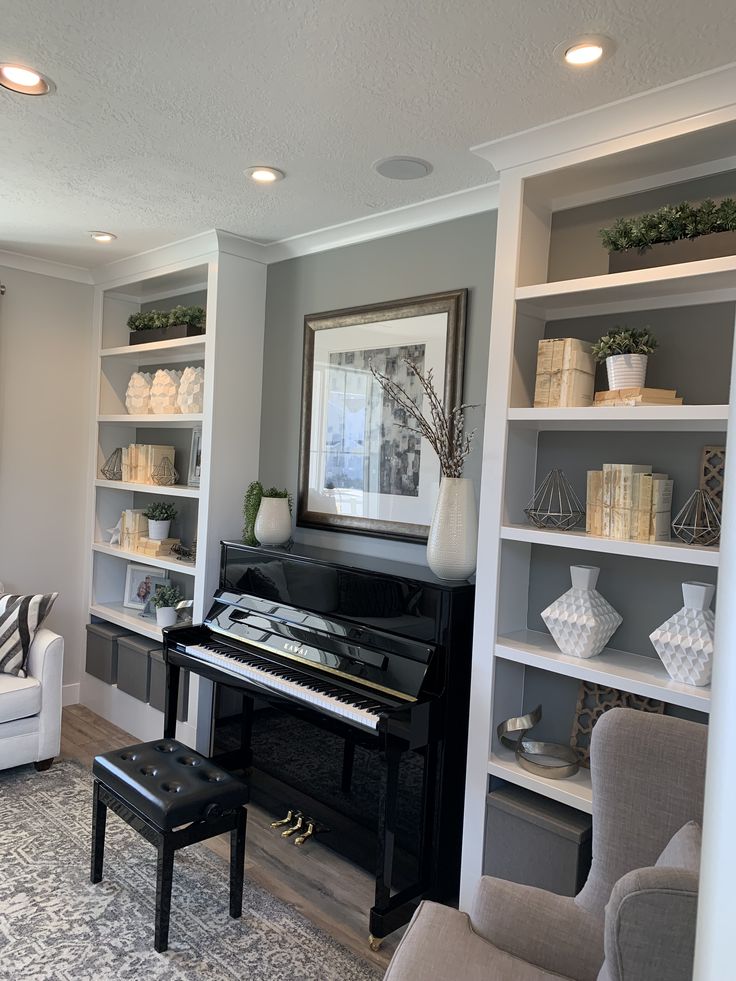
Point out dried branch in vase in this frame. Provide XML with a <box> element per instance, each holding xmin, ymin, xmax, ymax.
<box><xmin>369</xmin><ymin>359</ymin><xmax>476</xmax><ymax>478</ymax></box>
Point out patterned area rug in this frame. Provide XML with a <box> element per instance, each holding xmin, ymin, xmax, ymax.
<box><xmin>0</xmin><ymin>761</ymin><xmax>381</xmax><ymax>981</ymax></box>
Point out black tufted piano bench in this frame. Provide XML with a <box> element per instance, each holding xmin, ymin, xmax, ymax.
<box><xmin>91</xmin><ymin>738</ymin><xmax>249</xmax><ymax>952</ymax></box>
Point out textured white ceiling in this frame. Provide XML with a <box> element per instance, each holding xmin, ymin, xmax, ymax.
<box><xmin>2</xmin><ymin>0</ymin><xmax>736</xmax><ymax>267</ymax></box>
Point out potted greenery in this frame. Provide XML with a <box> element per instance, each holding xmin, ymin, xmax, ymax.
<box><xmin>127</xmin><ymin>305</ymin><xmax>206</xmax><ymax>346</ymax></box>
<box><xmin>591</xmin><ymin>327</ymin><xmax>658</xmax><ymax>390</ymax></box>
<box><xmin>601</xmin><ymin>198</ymin><xmax>736</xmax><ymax>272</ymax></box>
<box><xmin>151</xmin><ymin>583</ymin><xmax>183</xmax><ymax>628</ymax></box>
<box><xmin>243</xmin><ymin>481</ymin><xmax>292</xmax><ymax>546</ymax></box>
<box><xmin>143</xmin><ymin>501</ymin><xmax>177</xmax><ymax>541</ymax></box>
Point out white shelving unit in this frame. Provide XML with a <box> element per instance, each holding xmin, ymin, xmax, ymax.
<box><xmin>459</xmin><ymin>106</ymin><xmax>736</xmax><ymax>910</ymax></box>
<box><xmin>81</xmin><ymin>245</ymin><xmax>267</xmax><ymax>747</ymax></box>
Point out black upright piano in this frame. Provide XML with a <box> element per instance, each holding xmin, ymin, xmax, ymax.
<box><xmin>163</xmin><ymin>542</ymin><xmax>474</xmax><ymax>944</ymax></box>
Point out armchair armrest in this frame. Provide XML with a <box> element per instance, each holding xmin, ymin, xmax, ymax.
<box><xmin>470</xmin><ymin>876</ymin><xmax>604</xmax><ymax>981</ymax></box>
<box><xmin>601</xmin><ymin>866</ymin><xmax>698</xmax><ymax>981</ymax></box>
<box><xmin>25</xmin><ymin>628</ymin><xmax>64</xmax><ymax>761</ymax></box>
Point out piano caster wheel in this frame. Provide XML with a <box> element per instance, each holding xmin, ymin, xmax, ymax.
<box><xmin>369</xmin><ymin>934</ymin><xmax>383</xmax><ymax>952</ymax></box>
<box><xmin>294</xmin><ymin>821</ymin><xmax>315</xmax><ymax>847</ymax></box>
<box><xmin>281</xmin><ymin>814</ymin><xmax>304</xmax><ymax>838</ymax></box>
<box><xmin>270</xmin><ymin>809</ymin><xmax>295</xmax><ymax>829</ymax></box>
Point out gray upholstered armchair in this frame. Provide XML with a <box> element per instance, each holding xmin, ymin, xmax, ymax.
<box><xmin>384</xmin><ymin>708</ymin><xmax>706</xmax><ymax>981</ymax></box>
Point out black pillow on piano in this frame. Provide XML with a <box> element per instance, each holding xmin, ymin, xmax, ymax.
<box><xmin>337</xmin><ymin>571</ymin><xmax>405</xmax><ymax>618</ymax></box>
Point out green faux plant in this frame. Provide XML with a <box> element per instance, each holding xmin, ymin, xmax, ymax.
<box><xmin>143</xmin><ymin>501</ymin><xmax>177</xmax><ymax>522</ymax></box>
<box><xmin>127</xmin><ymin>305</ymin><xmax>206</xmax><ymax>333</ymax></box>
<box><xmin>151</xmin><ymin>583</ymin><xmax>183</xmax><ymax>609</ymax></box>
<box><xmin>242</xmin><ymin>481</ymin><xmax>292</xmax><ymax>546</ymax></box>
<box><xmin>168</xmin><ymin>305</ymin><xmax>206</xmax><ymax>329</ymax></box>
<box><xmin>591</xmin><ymin>327</ymin><xmax>658</xmax><ymax>363</ymax></box>
<box><xmin>600</xmin><ymin>198</ymin><xmax>736</xmax><ymax>254</ymax></box>
<box><xmin>126</xmin><ymin>311</ymin><xmax>157</xmax><ymax>332</ymax></box>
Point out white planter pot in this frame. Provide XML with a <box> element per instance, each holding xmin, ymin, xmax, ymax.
<box><xmin>541</xmin><ymin>565</ymin><xmax>623</xmax><ymax>659</ymax></box>
<box><xmin>148</xmin><ymin>519</ymin><xmax>171</xmax><ymax>541</ymax></box>
<box><xmin>605</xmin><ymin>354</ymin><xmax>648</xmax><ymax>390</ymax></box>
<box><xmin>650</xmin><ymin>581</ymin><xmax>716</xmax><ymax>687</ymax></box>
<box><xmin>254</xmin><ymin>497</ymin><xmax>291</xmax><ymax>546</ymax></box>
<box><xmin>426</xmin><ymin>477</ymin><xmax>478</xmax><ymax>581</ymax></box>
<box><xmin>156</xmin><ymin>606</ymin><xmax>178</xmax><ymax>628</ymax></box>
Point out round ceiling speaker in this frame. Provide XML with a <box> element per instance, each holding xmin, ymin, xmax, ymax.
<box><xmin>374</xmin><ymin>156</ymin><xmax>433</xmax><ymax>180</ymax></box>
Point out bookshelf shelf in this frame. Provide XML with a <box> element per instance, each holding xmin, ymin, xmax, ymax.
<box><xmin>507</xmin><ymin>405</ymin><xmax>729</xmax><ymax>431</ymax></box>
<box><xmin>89</xmin><ymin>601</ymin><xmax>163</xmax><ymax>641</ymax></box>
<box><xmin>98</xmin><ymin>413</ymin><xmax>204</xmax><ymax>427</ymax></box>
<box><xmin>92</xmin><ymin>542</ymin><xmax>197</xmax><ymax>575</ymax></box>
<box><xmin>94</xmin><ymin>479</ymin><xmax>200</xmax><ymax>498</ymax></box>
<box><xmin>496</xmin><ymin>629</ymin><xmax>710</xmax><ymax>713</ymax></box>
<box><xmin>100</xmin><ymin>336</ymin><xmax>206</xmax><ymax>363</ymax></box>
<box><xmin>500</xmin><ymin>523</ymin><xmax>720</xmax><ymax>566</ymax></box>
<box><xmin>488</xmin><ymin>748</ymin><xmax>593</xmax><ymax>814</ymax></box>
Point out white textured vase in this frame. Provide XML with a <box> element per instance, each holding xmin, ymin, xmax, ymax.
<box><xmin>176</xmin><ymin>365</ymin><xmax>205</xmax><ymax>414</ymax></box>
<box><xmin>426</xmin><ymin>477</ymin><xmax>478</xmax><ymax>581</ymax></box>
<box><xmin>606</xmin><ymin>354</ymin><xmax>648</xmax><ymax>390</ymax></box>
<box><xmin>542</xmin><ymin>565</ymin><xmax>623</xmax><ymax>659</ymax></box>
<box><xmin>156</xmin><ymin>606</ymin><xmax>178</xmax><ymax>628</ymax></box>
<box><xmin>254</xmin><ymin>497</ymin><xmax>292</xmax><ymax>546</ymax></box>
<box><xmin>150</xmin><ymin>369</ymin><xmax>182</xmax><ymax>414</ymax></box>
<box><xmin>649</xmin><ymin>582</ymin><xmax>716</xmax><ymax>687</ymax></box>
<box><xmin>125</xmin><ymin>371</ymin><xmax>153</xmax><ymax>414</ymax></box>
<box><xmin>148</xmin><ymin>519</ymin><xmax>171</xmax><ymax>541</ymax></box>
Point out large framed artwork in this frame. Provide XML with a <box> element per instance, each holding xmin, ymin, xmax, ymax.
<box><xmin>298</xmin><ymin>289</ymin><xmax>467</xmax><ymax>542</ymax></box>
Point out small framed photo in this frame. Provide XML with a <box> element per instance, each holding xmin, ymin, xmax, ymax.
<box><xmin>188</xmin><ymin>427</ymin><xmax>202</xmax><ymax>487</ymax></box>
<box><xmin>123</xmin><ymin>564</ymin><xmax>169</xmax><ymax>610</ymax></box>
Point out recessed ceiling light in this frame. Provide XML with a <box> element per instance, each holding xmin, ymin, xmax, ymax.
<box><xmin>0</xmin><ymin>63</ymin><xmax>55</xmax><ymax>95</ymax></box>
<box><xmin>244</xmin><ymin>166</ymin><xmax>285</xmax><ymax>184</ymax></box>
<box><xmin>374</xmin><ymin>156</ymin><xmax>433</xmax><ymax>180</ymax></box>
<box><xmin>90</xmin><ymin>231</ymin><xmax>117</xmax><ymax>243</ymax></box>
<box><xmin>559</xmin><ymin>35</ymin><xmax>614</xmax><ymax>67</ymax></box>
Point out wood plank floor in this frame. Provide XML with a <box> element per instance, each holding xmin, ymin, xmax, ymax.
<box><xmin>61</xmin><ymin>704</ymin><xmax>400</xmax><ymax>972</ymax></box>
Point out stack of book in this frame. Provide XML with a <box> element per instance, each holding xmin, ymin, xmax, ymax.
<box><xmin>534</xmin><ymin>338</ymin><xmax>595</xmax><ymax>408</ymax></box>
<box><xmin>593</xmin><ymin>388</ymin><xmax>683</xmax><ymax>407</ymax></box>
<box><xmin>119</xmin><ymin>509</ymin><xmax>147</xmax><ymax>552</ymax></box>
<box><xmin>136</xmin><ymin>536</ymin><xmax>181</xmax><ymax>558</ymax></box>
<box><xmin>120</xmin><ymin>444</ymin><xmax>176</xmax><ymax>483</ymax></box>
<box><xmin>586</xmin><ymin>464</ymin><xmax>673</xmax><ymax>542</ymax></box>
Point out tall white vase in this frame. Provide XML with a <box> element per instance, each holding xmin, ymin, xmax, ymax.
<box><xmin>254</xmin><ymin>497</ymin><xmax>292</xmax><ymax>546</ymax></box>
<box><xmin>426</xmin><ymin>477</ymin><xmax>477</xmax><ymax>581</ymax></box>
<box><xmin>541</xmin><ymin>565</ymin><xmax>622</xmax><ymax>658</ymax></box>
<box><xmin>649</xmin><ymin>581</ymin><xmax>716</xmax><ymax>687</ymax></box>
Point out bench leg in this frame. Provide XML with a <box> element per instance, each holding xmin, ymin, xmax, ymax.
<box><xmin>90</xmin><ymin>780</ymin><xmax>107</xmax><ymax>884</ymax></box>
<box><xmin>155</xmin><ymin>838</ymin><xmax>175</xmax><ymax>953</ymax></box>
<box><xmin>229</xmin><ymin>806</ymin><xmax>247</xmax><ymax>919</ymax></box>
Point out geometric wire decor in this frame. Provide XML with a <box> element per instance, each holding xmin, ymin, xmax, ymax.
<box><xmin>524</xmin><ymin>468</ymin><xmax>585</xmax><ymax>530</ymax></box>
<box><xmin>151</xmin><ymin>456</ymin><xmax>179</xmax><ymax>486</ymax></box>
<box><xmin>672</xmin><ymin>488</ymin><xmax>722</xmax><ymax>546</ymax></box>
<box><xmin>101</xmin><ymin>447</ymin><xmax>123</xmax><ymax>480</ymax></box>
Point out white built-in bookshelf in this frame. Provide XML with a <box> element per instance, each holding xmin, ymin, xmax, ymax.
<box><xmin>459</xmin><ymin>110</ymin><xmax>736</xmax><ymax>909</ymax></box>
<box><xmin>81</xmin><ymin>247</ymin><xmax>266</xmax><ymax>745</ymax></box>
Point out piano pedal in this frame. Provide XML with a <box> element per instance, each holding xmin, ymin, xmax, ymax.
<box><xmin>294</xmin><ymin>820</ymin><xmax>316</xmax><ymax>847</ymax></box>
<box><xmin>270</xmin><ymin>809</ymin><xmax>295</xmax><ymax>829</ymax></box>
<box><xmin>281</xmin><ymin>813</ymin><xmax>304</xmax><ymax>837</ymax></box>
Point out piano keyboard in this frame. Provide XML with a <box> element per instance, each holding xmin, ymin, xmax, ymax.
<box><xmin>184</xmin><ymin>642</ymin><xmax>384</xmax><ymax>731</ymax></box>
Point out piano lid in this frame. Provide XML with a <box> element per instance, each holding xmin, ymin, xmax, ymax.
<box><xmin>204</xmin><ymin>589</ymin><xmax>434</xmax><ymax>702</ymax></box>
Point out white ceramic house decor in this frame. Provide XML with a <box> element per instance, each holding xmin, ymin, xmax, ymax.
<box><xmin>150</xmin><ymin>369</ymin><xmax>182</xmax><ymax>414</ymax></box>
<box><xmin>606</xmin><ymin>353</ymin><xmax>648</xmax><ymax>390</ymax></box>
<box><xmin>254</xmin><ymin>496</ymin><xmax>292</xmax><ymax>546</ymax></box>
<box><xmin>125</xmin><ymin>371</ymin><xmax>153</xmax><ymax>414</ymax></box>
<box><xmin>426</xmin><ymin>477</ymin><xmax>478</xmax><ymax>581</ymax></box>
<box><xmin>542</xmin><ymin>565</ymin><xmax>623</xmax><ymax>659</ymax></box>
<box><xmin>176</xmin><ymin>365</ymin><xmax>205</xmax><ymax>414</ymax></box>
<box><xmin>649</xmin><ymin>582</ymin><xmax>716</xmax><ymax>687</ymax></box>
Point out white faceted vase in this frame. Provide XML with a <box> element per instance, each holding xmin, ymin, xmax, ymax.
<box><xmin>125</xmin><ymin>371</ymin><xmax>153</xmax><ymax>414</ymax></box>
<box><xmin>176</xmin><ymin>365</ymin><xmax>204</xmax><ymax>414</ymax></box>
<box><xmin>150</xmin><ymin>369</ymin><xmax>182</xmax><ymax>414</ymax></box>
<box><xmin>254</xmin><ymin>497</ymin><xmax>292</xmax><ymax>546</ymax></box>
<box><xmin>649</xmin><ymin>582</ymin><xmax>716</xmax><ymax>687</ymax></box>
<box><xmin>426</xmin><ymin>477</ymin><xmax>477</xmax><ymax>581</ymax></box>
<box><xmin>541</xmin><ymin>565</ymin><xmax>622</xmax><ymax>659</ymax></box>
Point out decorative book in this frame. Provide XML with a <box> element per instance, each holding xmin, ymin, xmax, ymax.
<box><xmin>534</xmin><ymin>338</ymin><xmax>595</xmax><ymax>408</ymax></box>
<box><xmin>586</xmin><ymin>463</ymin><xmax>672</xmax><ymax>543</ymax></box>
<box><xmin>593</xmin><ymin>387</ymin><xmax>683</xmax><ymax>406</ymax></box>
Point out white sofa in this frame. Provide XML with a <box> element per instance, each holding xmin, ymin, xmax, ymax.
<box><xmin>0</xmin><ymin>628</ymin><xmax>64</xmax><ymax>771</ymax></box>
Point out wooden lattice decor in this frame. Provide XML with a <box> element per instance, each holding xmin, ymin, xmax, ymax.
<box><xmin>570</xmin><ymin>681</ymin><xmax>665</xmax><ymax>768</ymax></box>
<box><xmin>699</xmin><ymin>445</ymin><xmax>726</xmax><ymax>508</ymax></box>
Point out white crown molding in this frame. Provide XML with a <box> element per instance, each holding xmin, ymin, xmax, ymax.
<box><xmin>91</xmin><ymin>229</ymin><xmax>221</xmax><ymax>287</ymax></box>
<box><xmin>473</xmin><ymin>61</ymin><xmax>736</xmax><ymax>173</ymax></box>
<box><xmin>0</xmin><ymin>248</ymin><xmax>93</xmax><ymax>284</ymax></box>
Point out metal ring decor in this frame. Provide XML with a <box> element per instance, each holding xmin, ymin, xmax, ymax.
<box><xmin>497</xmin><ymin>705</ymin><xmax>580</xmax><ymax>780</ymax></box>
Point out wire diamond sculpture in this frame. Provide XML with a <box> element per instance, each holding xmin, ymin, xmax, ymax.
<box><xmin>672</xmin><ymin>489</ymin><xmax>721</xmax><ymax>546</ymax></box>
<box><xmin>101</xmin><ymin>447</ymin><xmax>123</xmax><ymax>481</ymax></box>
<box><xmin>151</xmin><ymin>456</ymin><xmax>179</xmax><ymax>486</ymax></box>
<box><xmin>525</xmin><ymin>468</ymin><xmax>585</xmax><ymax>531</ymax></box>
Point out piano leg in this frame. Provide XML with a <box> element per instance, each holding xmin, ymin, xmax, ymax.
<box><xmin>164</xmin><ymin>663</ymin><xmax>180</xmax><ymax>739</ymax></box>
<box><xmin>374</xmin><ymin>740</ymin><xmax>401</xmax><ymax>918</ymax></box>
<box><xmin>341</xmin><ymin>739</ymin><xmax>355</xmax><ymax>794</ymax></box>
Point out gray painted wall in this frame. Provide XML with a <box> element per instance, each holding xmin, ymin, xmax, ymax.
<box><xmin>260</xmin><ymin>212</ymin><xmax>497</xmax><ymax>564</ymax></box>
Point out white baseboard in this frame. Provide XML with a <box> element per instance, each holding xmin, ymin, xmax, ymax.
<box><xmin>62</xmin><ymin>683</ymin><xmax>80</xmax><ymax>706</ymax></box>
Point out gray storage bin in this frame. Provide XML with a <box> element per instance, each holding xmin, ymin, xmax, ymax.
<box><xmin>85</xmin><ymin>622</ymin><xmax>132</xmax><ymax>685</ymax></box>
<box><xmin>485</xmin><ymin>785</ymin><xmax>592</xmax><ymax>896</ymax></box>
<box><xmin>149</xmin><ymin>648</ymin><xmax>189</xmax><ymax>721</ymax></box>
<box><xmin>117</xmin><ymin>634</ymin><xmax>158</xmax><ymax>702</ymax></box>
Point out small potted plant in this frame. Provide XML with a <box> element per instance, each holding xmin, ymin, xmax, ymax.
<box><xmin>143</xmin><ymin>501</ymin><xmax>177</xmax><ymax>541</ymax></box>
<box><xmin>591</xmin><ymin>327</ymin><xmax>658</xmax><ymax>390</ymax></box>
<box><xmin>243</xmin><ymin>481</ymin><xmax>292</xmax><ymax>546</ymax></box>
<box><xmin>151</xmin><ymin>583</ymin><xmax>183</xmax><ymax>628</ymax></box>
